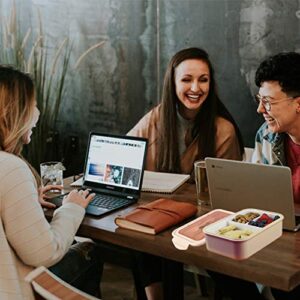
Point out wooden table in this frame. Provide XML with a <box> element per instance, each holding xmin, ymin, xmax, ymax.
<box><xmin>47</xmin><ymin>178</ymin><xmax>300</xmax><ymax>293</ymax></box>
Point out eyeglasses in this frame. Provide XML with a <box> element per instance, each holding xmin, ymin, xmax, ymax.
<box><xmin>254</xmin><ymin>94</ymin><xmax>299</xmax><ymax>111</ymax></box>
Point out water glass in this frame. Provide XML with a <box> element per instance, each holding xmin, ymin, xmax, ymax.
<box><xmin>194</xmin><ymin>160</ymin><xmax>210</xmax><ymax>206</ymax></box>
<box><xmin>40</xmin><ymin>161</ymin><xmax>65</xmax><ymax>191</ymax></box>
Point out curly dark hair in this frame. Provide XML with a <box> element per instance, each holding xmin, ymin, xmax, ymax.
<box><xmin>255</xmin><ymin>52</ymin><xmax>300</xmax><ymax>96</ymax></box>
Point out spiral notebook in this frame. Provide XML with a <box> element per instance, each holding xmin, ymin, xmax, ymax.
<box><xmin>71</xmin><ymin>170</ymin><xmax>190</xmax><ymax>194</ymax></box>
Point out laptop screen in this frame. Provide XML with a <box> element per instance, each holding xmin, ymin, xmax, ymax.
<box><xmin>83</xmin><ymin>132</ymin><xmax>147</xmax><ymax>196</ymax></box>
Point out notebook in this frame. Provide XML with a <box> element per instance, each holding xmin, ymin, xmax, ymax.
<box><xmin>71</xmin><ymin>171</ymin><xmax>190</xmax><ymax>193</ymax></box>
<box><xmin>205</xmin><ymin>157</ymin><xmax>300</xmax><ymax>231</ymax></box>
<box><xmin>50</xmin><ymin>132</ymin><xmax>147</xmax><ymax>216</ymax></box>
<box><xmin>140</xmin><ymin>171</ymin><xmax>190</xmax><ymax>193</ymax></box>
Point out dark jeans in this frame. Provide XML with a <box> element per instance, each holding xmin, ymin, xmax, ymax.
<box><xmin>133</xmin><ymin>252</ymin><xmax>184</xmax><ymax>300</ymax></box>
<box><xmin>208</xmin><ymin>270</ymin><xmax>300</xmax><ymax>300</ymax></box>
<box><xmin>49</xmin><ymin>241</ymin><xmax>103</xmax><ymax>297</ymax></box>
<box><xmin>207</xmin><ymin>270</ymin><xmax>265</xmax><ymax>300</ymax></box>
<box><xmin>272</xmin><ymin>286</ymin><xmax>300</xmax><ymax>300</ymax></box>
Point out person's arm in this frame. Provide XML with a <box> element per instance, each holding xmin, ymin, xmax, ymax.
<box><xmin>215</xmin><ymin>118</ymin><xmax>242</xmax><ymax>160</ymax></box>
<box><xmin>1</xmin><ymin>156</ymin><xmax>85</xmax><ymax>268</ymax></box>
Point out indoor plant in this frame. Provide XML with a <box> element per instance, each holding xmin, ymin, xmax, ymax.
<box><xmin>0</xmin><ymin>3</ymin><xmax>104</xmax><ymax>169</ymax></box>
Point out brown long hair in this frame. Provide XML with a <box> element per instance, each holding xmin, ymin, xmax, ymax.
<box><xmin>157</xmin><ymin>47</ymin><xmax>244</xmax><ymax>172</ymax></box>
<box><xmin>0</xmin><ymin>65</ymin><xmax>40</xmax><ymax>184</ymax></box>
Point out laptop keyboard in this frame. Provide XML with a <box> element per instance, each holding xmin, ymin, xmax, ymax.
<box><xmin>89</xmin><ymin>194</ymin><xmax>133</xmax><ymax>210</ymax></box>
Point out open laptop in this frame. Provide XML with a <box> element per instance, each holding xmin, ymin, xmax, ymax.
<box><xmin>51</xmin><ymin>132</ymin><xmax>147</xmax><ymax>216</ymax></box>
<box><xmin>205</xmin><ymin>157</ymin><xmax>300</xmax><ymax>231</ymax></box>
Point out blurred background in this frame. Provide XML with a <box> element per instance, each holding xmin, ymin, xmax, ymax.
<box><xmin>1</xmin><ymin>0</ymin><xmax>300</xmax><ymax>176</ymax></box>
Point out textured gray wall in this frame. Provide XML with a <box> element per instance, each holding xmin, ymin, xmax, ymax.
<box><xmin>1</xmin><ymin>0</ymin><xmax>300</xmax><ymax>172</ymax></box>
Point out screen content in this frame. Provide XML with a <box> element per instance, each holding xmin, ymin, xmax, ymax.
<box><xmin>84</xmin><ymin>135</ymin><xmax>146</xmax><ymax>190</ymax></box>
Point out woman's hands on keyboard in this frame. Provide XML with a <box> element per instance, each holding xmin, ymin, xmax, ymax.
<box><xmin>63</xmin><ymin>189</ymin><xmax>95</xmax><ymax>208</ymax></box>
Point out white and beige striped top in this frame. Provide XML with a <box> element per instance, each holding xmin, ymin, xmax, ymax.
<box><xmin>0</xmin><ymin>151</ymin><xmax>85</xmax><ymax>300</ymax></box>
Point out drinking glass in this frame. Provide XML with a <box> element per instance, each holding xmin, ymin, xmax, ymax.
<box><xmin>194</xmin><ymin>160</ymin><xmax>210</xmax><ymax>206</ymax></box>
<box><xmin>40</xmin><ymin>161</ymin><xmax>65</xmax><ymax>191</ymax></box>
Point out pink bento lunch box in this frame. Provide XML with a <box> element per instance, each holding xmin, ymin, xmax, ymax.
<box><xmin>203</xmin><ymin>208</ymin><xmax>284</xmax><ymax>260</ymax></box>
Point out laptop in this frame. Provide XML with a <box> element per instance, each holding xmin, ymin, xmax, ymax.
<box><xmin>205</xmin><ymin>157</ymin><xmax>300</xmax><ymax>231</ymax></box>
<box><xmin>51</xmin><ymin>132</ymin><xmax>148</xmax><ymax>216</ymax></box>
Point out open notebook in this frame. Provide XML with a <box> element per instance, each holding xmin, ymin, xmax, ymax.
<box><xmin>71</xmin><ymin>170</ymin><xmax>190</xmax><ymax>193</ymax></box>
<box><xmin>142</xmin><ymin>171</ymin><xmax>190</xmax><ymax>193</ymax></box>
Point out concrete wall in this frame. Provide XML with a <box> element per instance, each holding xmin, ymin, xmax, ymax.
<box><xmin>1</xmin><ymin>0</ymin><xmax>300</xmax><ymax>172</ymax></box>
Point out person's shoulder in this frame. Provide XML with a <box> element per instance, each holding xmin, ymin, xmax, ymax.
<box><xmin>215</xmin><ymin>116</ymin><xmax>235</xmax><ymax>133</ymax></box>
<box><xmin>127</xmin><ymin>104</ymin><xmax>161</xmax><ymax>136</ymax></box>
<box><xmin>0</xmin><ymin>151</ymin><xmax>26</xmax><ymax>168</ymax></box>
<box><xmin>143</xmin><ymin>104</ymin><xmax>161</xmax><ymax>121</ymax></box>
<box><xmin>0</xmin><ymin>151</ymin><xmax>31</xmax><ymax>182</ymax></box>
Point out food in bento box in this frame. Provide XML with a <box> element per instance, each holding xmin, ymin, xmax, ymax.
<box><xmin>232</xmin><ymin>212</ymin><xmax>260</xmax><ymax>223</ymax></box>
<box><xmin>248</xmin><ymin>213</ymin><xmax>281</xmax><ymax>228</ymax></box>
<box><xmin>218</xmin><ymin>224</ymin><xmax>253</xmax><ymax>239</ymax></box>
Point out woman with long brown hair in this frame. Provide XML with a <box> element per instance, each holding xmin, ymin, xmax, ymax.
<box><xmin>129</xmin><ymin>47</ymin><xmax>243</xmax><ymax>176</ymax></box>
<box><xmin>0</xmin><ymin>65</ymin><xmax>102</xmax><ymax>299</ymax></box>
<box><xmin>128</xmin><ymin>47</ymin><xmax>244</xmax><ymax>299</ymax></box>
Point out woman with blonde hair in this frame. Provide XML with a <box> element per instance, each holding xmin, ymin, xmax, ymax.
<box><xmin>0</xmin><ymin>65</ymin><xmax>102</xmax><ymax>299</ymax></box>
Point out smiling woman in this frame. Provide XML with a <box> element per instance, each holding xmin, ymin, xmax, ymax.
<box><xmin>174</xmin><ymin>58</ymin><xmax>210</xmax><ymax>119</ymax></box>
<box><xmin>127</xmin><ymin>47</ymin><xmax>245</xmax><ymax>299</ymax></box>
<box><xmin>210</xmin><ymin>51</ymin><xmax>300</xmax><ymax>300</ymax></box>
<box><xmin>128</xmin><ymin>47</ymin><xmax>244</xmax><ymax>175</ymax></box>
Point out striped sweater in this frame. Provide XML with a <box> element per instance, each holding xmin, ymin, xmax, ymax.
<box><xmin>0</xmin><ymin>151</ymin><xmax>85</xmax><ymax>299</ymax></box>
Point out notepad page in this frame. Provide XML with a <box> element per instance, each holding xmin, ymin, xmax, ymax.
<box><xmin>142</xmin><ymin>170</ymin><xmax>190</xmax><ymax>193</ymax></box>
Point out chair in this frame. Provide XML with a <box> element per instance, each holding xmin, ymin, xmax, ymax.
<box><xmin>25</xmin><ymin>266</ymin><xmax>100</xmax><ymax>300</ymax></box>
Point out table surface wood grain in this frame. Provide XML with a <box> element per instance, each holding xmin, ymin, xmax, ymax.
<box><xmin>45</xmin><ymin>177</ymin><xmax>300</xmax><ymax>292</ymax></box>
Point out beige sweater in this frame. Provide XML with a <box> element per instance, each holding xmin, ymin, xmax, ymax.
<box><xmin>128</xmin><ymin>105</ymin><xmax>242</xmax><ymax>174</ymax></box>
<box><xmin>0</xmin><ymin>151</ymin><xmax>85</xmax><ymax>300</ymax></box>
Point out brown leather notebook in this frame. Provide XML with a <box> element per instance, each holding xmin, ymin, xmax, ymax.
<box><xmin>115</xmin><ymin>198</ymin><xmax>197</xmax><ymax>235</ymax></box>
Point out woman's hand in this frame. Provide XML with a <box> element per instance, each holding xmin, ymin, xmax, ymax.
<box><xmin>39</xmin><ymin>185</ymin><xmax>63</xmax><ymax>208</ymax></box>
<box><xmin>62</xmin><ymin>189</ymin><xmax>95</xmax><ymax>208</ymax></box>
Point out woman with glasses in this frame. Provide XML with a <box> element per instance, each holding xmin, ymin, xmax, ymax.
<box><xmin>253</xmin><ymin>52</ymin><xmax>300</xmax><ymax>204</ymax></box>
<box><xmin>253</xmin><ymin>51</ymin><xmax>300</xmax><ymax>300</ymax></box>
<box><xmin>0</xmin><ymin>66</ymin><xmax>103</xmax><ymax>299</ymax></box>
<box><xmin>128</xmin><ymin>47</ymin><xmax>244</xmax><ymax>300</ymax></box>
<box><xmin>210</xmin><ymin>52</ymin><xmax>300</xmax><ymax>300</ymax></box>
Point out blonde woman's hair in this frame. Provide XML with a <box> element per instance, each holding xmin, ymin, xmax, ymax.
<box><xmin>0</xmin><ymin>65</ymin><xmax>40</xmax><ymax>185</ymax></box>
<box><xmin>0</xmin><ymin>65</ymin><xmax>36</xmax><ymax>154</ymax></box>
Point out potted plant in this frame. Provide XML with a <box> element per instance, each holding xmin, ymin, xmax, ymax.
<box><xmin>0</xmin><ymin>3</ymin><xmax>104</xmax><ymax>169</ymax></box>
